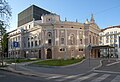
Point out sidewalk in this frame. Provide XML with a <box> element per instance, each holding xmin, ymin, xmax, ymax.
<box><xmin>0</xmin><ymin>58</ymin><xmax>101</xmax><ymax>76</ymax></box>
<box><xmin>95</xmin><ymin>58</ymin><xmax>120</xmax><ymax>72</ymax></box>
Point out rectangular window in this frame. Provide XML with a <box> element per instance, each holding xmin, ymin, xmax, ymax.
<box><xmin>31</xmin><ymin>41</ymin><xmax>33</xmax><ymax>47</ymax></box>
<box><xmin>61</xmin><ymin>38</ymin><xmax>64</xmax><ymax>44</ymax></box>
<box><xmin>35</xmin><ymin>41</ymin><xmax>37</xmax><ymax>46</ymax></box>
<box><xmin>114</xmin><ymin>35</ymin><xmax>117</xmax><ymax>38</ymax></box>
<box><xmin>28</xmin><ymin>42</ymin><xmax>30</xmax><ymax>47</ymax></box>
<box><xmin>106</xmin><ymin>39</ymin><xmax>109</xmax><ymax>43</ymax></box>
<box><xmin>115</xmin><ymin>49</ymin><xmax>118</xmax><ymax>52</ymax></box>
<box><xmin>114</xmin><ymin>44</ymin><xmax>118</xmax><ymax>47</ymax></box>
<box><xmin>105</xmin><ymin>32</ymin><xmax>109</xmax><ymax>35</ymax></box>
<box><xmin>80</xmin><ymin>39</ymin><xmax>82</xmax><ymax>44</ymax></box>
<box><xmin>48</xmin><ymin>39</ymin><xmax>51</xmax><ymax>44</ymax></box>
<box><xmin>110</xmin><ymin>35</ymin><xmax>113</xmax><ymax>38</ymax></box>
<box><xmin>110</xmin><ymin>39</ymin><xmax>113</xmax><ymax>43</ymax></box>
<box><xmin>29</xmin><ymin>25</ymin><xmax>30</xmax><ymax>29</ymax></box>
<box><xmin>39</xmin><ymin>40</ymin><xmax>41</xmax><ymax>45</ymax></box>
<box><xmin>106</xmin><ymin>36</ymin><xmax>109</xmax><ymax>40</ymax></box>
<box><xmin>110</xmin><ymin>32</ymin><xmax>113</xmax><ymax>34</ymax></box>
<box><xmin>114</xmin><ymin>39</ymin><xmax>117</xmax><ymax>42</ymax></box>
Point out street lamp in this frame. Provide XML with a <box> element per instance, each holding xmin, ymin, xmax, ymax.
<box><xmin>88</xmin><ymin>44</ymin><xmax>92</xmax><ymax>67</ymax></box>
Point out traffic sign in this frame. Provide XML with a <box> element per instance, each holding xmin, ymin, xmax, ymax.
<box><xmin>13</xmin><ymin>41</ymin><xmax>19</xmax><ymax>48</ymax></box>
<box><xmin>88</xmin><ymin>44</ymin><xmax>92</xmax><ymax>50</ymax></box>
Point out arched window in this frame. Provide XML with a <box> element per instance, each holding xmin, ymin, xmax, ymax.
<box><xmin>34</xmin><ymin>35</ymin><xmax>37</xmax><ymax>39</ymax></box>
<box><xmin>47</xmin><ymin>32</ymin><xmax>52</xmax><ymax>38</ymax></box>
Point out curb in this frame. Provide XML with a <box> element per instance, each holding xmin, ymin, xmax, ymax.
<box><xmin>0</xmin><ymin>68</ymin><xmax>37</xmax><ymax>77</ymax></box>
<box><xmin>30</xmin><ymin>59</ymin><xmax>86</xmax><ymax>68</ymax></box>
<box><xmin>59</xmin><ymin>59</ymin><xmax>86</xmax><ymax>68</ymax></box>
<box><xmin>84</xmin><ymin>59</ymin><xmax>103</xmax><ymax>74</ymax></box>
<box><xmin>0</xmin><ymin>67</ymin><xmax>65</xmax><ymax>78</ymax></box>
<box><xmin>92</xmin><ymin>59</ymin><xmax>103</xmax><ymax>70</ymax></box>
<box><xmin>74</xmin><ymin>59</ymin><xmax>103</xmax><ymax>77</ymax></box>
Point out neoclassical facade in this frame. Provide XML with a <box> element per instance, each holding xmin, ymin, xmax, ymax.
<box><xmin>8</xmin><ymin>14</ymin><xmax>85</xmax><ymax>59</ymax></box>
<box><xmin>8</xmin><ymin>5</ymin><xmax>100</xmax><ymax>59</ymax></box>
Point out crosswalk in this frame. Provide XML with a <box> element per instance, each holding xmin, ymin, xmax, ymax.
<box><xmin>43</xmin><ymin>72</ymin><xmax>120</xmax><ymax>82</ymax></box>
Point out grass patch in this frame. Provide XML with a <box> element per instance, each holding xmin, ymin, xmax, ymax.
<box><xmin>33</xmin><ymin>57</ymin><xmax>85</xmax><ymax>66</ymax></box>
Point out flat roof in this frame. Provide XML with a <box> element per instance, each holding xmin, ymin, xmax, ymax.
<box><xmin>92</xmin><ymin>45</ymin><xmax>115</xmax><ymax>49</ymax></box>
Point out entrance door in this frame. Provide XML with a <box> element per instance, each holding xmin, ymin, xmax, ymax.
<box><xmin>24</xmin><ymin>51</ymin><xmax>26</xmax><ymax>58</ymax></box>
<box><xmin>39</xmin><ymin>50</ymin><xmax>41</xmax><ymax>59</ymax></box>
<box><xmin>98</xmin><ymin>51</ymin><xmax>100</xmax><ymax>58</ymax></box>
<box><xmin>47</xmin><ymin>49</ymin><xmax>52</xmax><ymax>59</ymax></box>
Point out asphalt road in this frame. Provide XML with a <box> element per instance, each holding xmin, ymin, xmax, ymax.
<box><xmin>1</xmin><ymin>70</ymin><xmax>119</xmax><ymax>82</ymax></box>
<box><xmin>0</xmin><ymin>70</ymin><xmax>55</xmax><ymax>82</ymax></box>
<box><xmin>16</xmin><ymin>59</ymin><xmax>100</xmax><ymax>75</ymax></box>
<box><xmin>1</xmin><ymin>59</ymin><xmax>120</xmax><ymax>82</ymax></box>
<box><xmin>68</xmin><ymin>71</ymin><xmax>120</xmax><ymax>82</ymax></box>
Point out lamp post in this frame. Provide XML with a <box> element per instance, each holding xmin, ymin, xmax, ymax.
<box><xmin>88</xmin><ymin>44</ymin><xmax>92</xmax><ymax>67</ymax></box>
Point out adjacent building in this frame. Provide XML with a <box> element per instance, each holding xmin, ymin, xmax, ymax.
<box><xmin>99</xmin><ymin>25</ymin><xmax>120</xmax><ymax>59</ymax></box>
<box><xmin>8</xmin><ymin>5</ymin><xmax>100</xmax><ymax>59</ymax></box>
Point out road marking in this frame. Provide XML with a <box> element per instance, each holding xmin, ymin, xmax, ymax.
<box><xmin>70</xmin><ymin>73</ymin><xmax>98</xmax><ymax>82</ymax></box>
<box><xmin>94</xmin><ymin>70</ymin><xmax>120</xmax><ymax>74</ymax></box>
<box><xmin>55</xmin><ymin>75</ymin><xmax>78</xmax><ymax>81</ymax></box>
<box><xmin>91</xmin><ymin>74</ymin><xmax>110</xmax><ymax>82</ymax></box>
<box><xmin>106</xmin><ymin>62</ymin><xmax>120</xmax><ymax>66</ymax></box>
<box><xmin>46</xmin><ymin>75</ymin><xmax>64</xmax><ymax>79</ymax></box>
<box><xmin>111</xmin><ymin>75</ymin><xmax>120</xmax><ymax>82</ymax></box>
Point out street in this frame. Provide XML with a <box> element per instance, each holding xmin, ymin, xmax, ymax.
<box><xmin>0</xmin><ymin>70</ymin><xmax>55</xmax><ymax>82</ymax></box>
<box><xmin>1</xmin><ymin>59</ymin><xmax>120</xmax><ymax>82</ymax></box>
<box><xmin>1</xmin><ymin>70</ymin><xmax>119</xmax><ymax>82</ymax></box>
<box><xmin>68</xmin><ymin>71</ymin><xmax>120</xmax><ymax>82</ymax></box>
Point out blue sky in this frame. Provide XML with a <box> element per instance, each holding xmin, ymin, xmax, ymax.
<box><xmin>7</xmin><ymin>0</ymin><xmax>120</xmax><ymax>31</ymax></box>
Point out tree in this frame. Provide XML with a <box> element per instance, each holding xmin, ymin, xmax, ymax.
<box><xmin>0</xmin><ymin>0</ymin><xmax>12</xmax><ymax>23</ymax></box>
<box><xmin>0</xmin><ymin>0</ymin><xmax>11</xmax><ymax>66</ymax></box>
